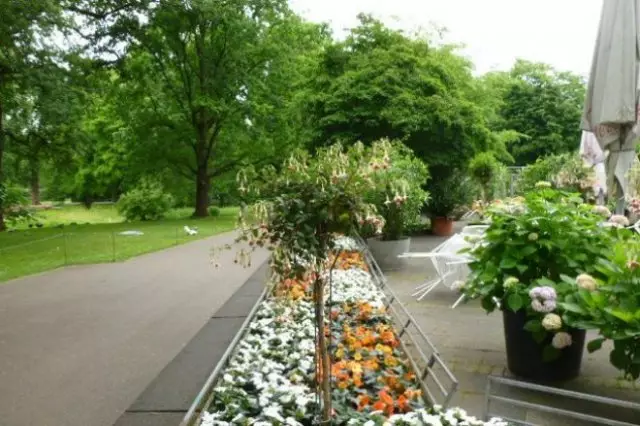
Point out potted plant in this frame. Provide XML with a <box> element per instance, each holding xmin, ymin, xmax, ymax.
<box><xmin>560</xmin><ymin>238</ymin><xmax>640</xmax><ymax>381</ymax></box>
<box><xmin>428</xmin><ymin>170</ymin><xmax>473</xmax><ymax>236</ymax></box>
<box><xmin>462</xmin><ymin>187</ymin><xmax>617</xmax><ymax>381</ymax></box>
<box><xmin>363</xmin><ymin>141</ymin><xmax>429</xmax><ymax>270</ymax></box>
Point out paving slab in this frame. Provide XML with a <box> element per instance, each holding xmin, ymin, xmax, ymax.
<box><xmin>0</xmin><ymin>231</ymin><xmax>268</xmax><ymax>426</ymax></box>
<box><xmin>127</xmin><ymin>315</ymin><xmax>247</xmax><ymax>412</ymax></box>
<box><xmin>111</xmin><ymin>413</ymin><xmax>185</xmax><ymax>426</ymax></box>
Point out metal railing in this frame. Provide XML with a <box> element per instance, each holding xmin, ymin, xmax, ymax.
<box><xmin>483</xmin><ymin>375</ymin><xmax>640</xmax><ymax>426</ymax></box>
<box><xmin>355</xmin><ymin>235</ymin><xmax>459</xmax><ymax>407</ymax></box>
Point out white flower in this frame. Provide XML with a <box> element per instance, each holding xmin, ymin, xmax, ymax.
<box><xmin>576</xmin><ymin>273</ymin><xmax>597</xmax><ymax>291</ymax></box>
<box><xmin>451</xmin><ymin>280</ymin><xmax>466</xmax><ymax>292</ymax></box>
<box><xmin>593</xmin><ymin>205</ymin><xmax>612</xmax><ymax>218</ymax></box>
<box><xmin>542</xmin><ymin>313</ymin><xmax>562</xmax><ymax>331</ymax></box>
<box><xmin>528</xmin><ymin>233</ymin><xmax>539</xmax><ymax>241</ymax></box>
<box><xmin>503</xmin><ymin>277</ymin><xmax>519</xmax><ymax>290</ymax></box>
<box><xmin>552</xmin><ymin>331</ymin><xmax>573</xmax><ymax>349</ymax></box>
<box><xmin>609</xmin><ymin>214</ymin><xmax>630</xmax><ymax>227</ymax></box>
<box><xmin>535</xmin><ymin>181</ymin><xmax>552</xmax><ymax>189</ymax></box>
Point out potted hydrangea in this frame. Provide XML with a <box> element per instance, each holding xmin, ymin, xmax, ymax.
<box><xmin>462</xmin><ymin>186</ymin><xmax>617</xmax><ymax>381</ymax></box>
<box><xmin>363</xmin><ymin>141</ymin><xmax>429</xmax><ymax>270</ymax></box>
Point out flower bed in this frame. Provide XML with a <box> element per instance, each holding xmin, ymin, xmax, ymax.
<box><xmin>202</xmin><ymin>237</ymin><xmax>506</xmax><ymax>426</ymax></box>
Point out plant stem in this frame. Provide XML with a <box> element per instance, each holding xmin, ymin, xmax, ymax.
<box><xmin>314</xmin><ymin>274</ymin><xmax>331</xmax><ymax>422</ymax></box>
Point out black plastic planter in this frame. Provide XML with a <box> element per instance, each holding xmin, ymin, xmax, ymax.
<box><xmin>503</xmin><ymin>309</ymin><xmax>586</xmax><ymax>382</ymax></box>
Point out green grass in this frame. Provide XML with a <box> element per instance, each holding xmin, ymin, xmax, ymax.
<box><xmin>0</xmin><ymin>204</ymin><xmax>239</xmax><ymax>282</ymax></box>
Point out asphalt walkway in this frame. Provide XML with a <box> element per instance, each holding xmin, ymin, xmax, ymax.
<box><xmin>0</xmin><ymin>232</ymin><xmax>267</xmax><ymax>426</ymax></box>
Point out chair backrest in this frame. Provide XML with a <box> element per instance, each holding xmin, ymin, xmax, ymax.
<box><xmin>439</xmin><ymin>234</ymin><xmax>472</xmax><ymax>255</ymax></box>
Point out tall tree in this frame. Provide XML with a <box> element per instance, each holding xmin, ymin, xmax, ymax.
<box><xmin>489</xmin><ymin>60</ymin><xmax>586</xmax><ymax>165</ymax></box>
<box><xmin>303</xmin><ymin>15</ymin><xmax>500</xmax><ymax>185</ymax></box>
<box><xmin>104</xmin><ymin>0</ymin><xmax>319</xmax><ymax>216</ymax></box>
<box><xmin>0</xmin><ymin>1</ymin><xmax>63</xmax><ymax>229</ymax></box>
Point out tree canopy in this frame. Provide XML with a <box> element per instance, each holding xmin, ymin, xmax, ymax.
<box><xmin>0</xmin><ymin>3</ymin><xmax>588</xmax><ymax>230</ymax></box>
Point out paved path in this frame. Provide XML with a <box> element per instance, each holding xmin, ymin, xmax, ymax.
<box><xmin>0</xmin><ymin>232</ymin><xmax>267</xmax><ymax>426</ymax></box>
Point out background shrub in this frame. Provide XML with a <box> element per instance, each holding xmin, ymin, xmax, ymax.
<box><xmin>116</xmin><ymin>178</ymin><xmax>174</xmax><ymax>221</ymax></box>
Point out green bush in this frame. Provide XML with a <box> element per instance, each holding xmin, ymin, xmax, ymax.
<box><xmin>209</xmin><ymin>206</ymin><xmax>221</xmax><ymax>217</ymax></box>
<box><xmin>428</xmin><ymin>169</ymin><xmax>475</xmax><ymax>219</ymax></box>
<box><xmin>0</xmin><ymin>183</ymin><xmax>33</xmax><ymax>227</ymax></box>
<box><xmin>116</xmin><ymin>179</ymin><xmax>174</xmax><ymax>221</ymax></box>
<box><xmin>517</xmin><ymin>153</ymin><xmax>571</xmax><ymax>193</ymax></box>
<box><xmin>469</xmin><ymin>152</ymin><xmax>500</xmax><ymax>202</ymax></box>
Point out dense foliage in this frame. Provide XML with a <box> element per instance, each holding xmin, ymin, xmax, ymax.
<box><xmin>0</xmin><ymin>3</ymin><xmax>588</xmax><ymax>231</ymax></box>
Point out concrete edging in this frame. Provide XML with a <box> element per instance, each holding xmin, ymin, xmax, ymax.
<box><xmin>112</xmin><ymin>261</ymin><xmax>270</xmax><ymax>426</ymax></box>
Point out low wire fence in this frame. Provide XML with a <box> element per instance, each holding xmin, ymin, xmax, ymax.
<box><xmin>0</xmin><ymin>224</ymin><xmax>222</xmax><ymax>282</ymax></box>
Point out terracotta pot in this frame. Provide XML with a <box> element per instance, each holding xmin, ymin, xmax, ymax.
<box><xmin>503</xmin><ymin>309</ymin><xmax>586</xmax><ymax>381</ymax></box>
<box><xmin>431</xmin><ymin>217</ymin><xmax>454</xmax><ymax>236</ymax></box>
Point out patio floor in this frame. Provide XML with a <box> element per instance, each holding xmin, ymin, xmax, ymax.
<box><xmin>385</xmin><ymin>227</ymin><xmax>640</xmax><ymax>425</ymax></box>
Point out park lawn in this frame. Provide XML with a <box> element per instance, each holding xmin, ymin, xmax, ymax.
<box><xmin>0</xmin><ymin>206</ymin><xmax>239</xmax><ymax>282</ymax></box>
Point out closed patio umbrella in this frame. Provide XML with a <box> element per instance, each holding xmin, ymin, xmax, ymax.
<box><xmin>582</xmin><ymin>0</ymin><xmax>640</xmax><ymax>214</ymax></box>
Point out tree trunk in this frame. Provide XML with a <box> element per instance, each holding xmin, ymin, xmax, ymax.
<box><xmin>314</xmin><ymin>276</ymin><xmax>332</xmax><ymax>422</ymax></box>
<box><xmin>194</xmin><ymin>164</ymin><xmax>210</xmax><ymax>217</ymax></box>
<box><xmin>0</xmin><ymin>91</ymin><xmax>6</xmax><ymax>232</ymax></box>
<box><xmin>30</xmin><ymin>158</ymin><xmax>40</xmax><ymax>205</ymax></box>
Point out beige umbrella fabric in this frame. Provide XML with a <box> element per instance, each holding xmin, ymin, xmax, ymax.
<box><xmin>582</xmin><ymin>0</ymin><xmax>640</xmax><ymax>213</ymax></box>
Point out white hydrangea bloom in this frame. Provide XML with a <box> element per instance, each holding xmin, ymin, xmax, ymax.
<box><xmin>552</xmin><ymin>331</ymin><xmax>573</xmax><ymax>349</ymax></box>
<box><xmin>542</xmin><ymin>313</ymin><xmax>562</xmax><ymax>331</ymax></box>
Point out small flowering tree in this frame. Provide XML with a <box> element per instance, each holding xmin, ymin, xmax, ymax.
<box><xmin>223</xmin><ymin>141</ymin><xmax>396</xmax><ymax>422</ymax></box>
<box><xmin>363</xmin><ymin>141</ymin><xmax>429</xmax><ymax>241</ymax></box>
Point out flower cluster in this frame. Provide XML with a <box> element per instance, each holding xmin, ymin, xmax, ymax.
<box><xmin>529</xmin><ymin>286</ymin><xmax>557</xmax><ymax>313</ymax></box>
<box><xmin>204</xmin><ymin>237</ymin><xmax>506</xmax><ymax>425</ymax></box>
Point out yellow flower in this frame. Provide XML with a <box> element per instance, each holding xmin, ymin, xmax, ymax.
<box><xmin>335</xmin><ymin>348</ymin><xmax>345</xmax><ymax>359</ymax></box>
<box><xmin>384</xmin><ymin>355</ymin><xmax>399</xmax><ymax>367</ymax></box>
<box><xmin>354</xmin><ymin>352</ymin><xmax>363</xmax><ymax>361</ymax></box>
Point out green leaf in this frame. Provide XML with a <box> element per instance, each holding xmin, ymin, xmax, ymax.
<box><xmin>481</xmin><ymin>297</ymin><xmax>496</xmax><ymax>313</ymax></box>
<box><xmin>560</xmin><ymin>302</ymin><xmax>586</xmax><ymax>315</ymax></box>
<box><xmin>532</xmin><ymin>330</ymin><xmax>547</xmax><ymax>344</ymax></box>
<box><xmin>521</xmin><ymin>245</ymin><xmax>537</xmax><ymax>256</ymax></box>
<box><xmin>500</xmin><ymin>257</ymin><xmax>517</xmax><ymax>269</ymax></box>
<box><xmin>507</xmin><ymin>293</ymin><xmax>523</xmax><ymax>312</ymax></box>
<box><xmin>605</xmin><ymin>308</ymin><xmax>635</xmax><ymax>323</ymax></box>
<box><xmin>524</xmin><ymin>319</ymin><xmax>543</xmax><ymax>333</ymax></box>
<box><xmin>587</xmin><ymin>338</ymin><xmax>605</xmax><ymax>353</ymax></box>
<box><xmin>610</xmin><ymin>349</ymin><xmax>628</xmax><ymax>370</ymax></box>
<box><xmin>516</xmin><ymin>264</ymin><xmax>528</xmax><ymax>274</ymax></box>
<box><xmin>542</xmin><ymin>345</ymin><xmax>561</xmax><ymax>362</ymax></box>
<box><xmin>536</xmin><ymin>277</ymin><xmax>556</xmax><ymax>287</ymax></box>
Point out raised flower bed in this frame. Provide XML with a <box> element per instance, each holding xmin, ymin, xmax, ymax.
<box><xmin>195</xmin><ymin>237</ymin><xmax>507</xmax><ymax>426</ymax></box>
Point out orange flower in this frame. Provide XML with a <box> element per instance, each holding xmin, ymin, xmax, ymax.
<box><xmin>337</xmin><ymin>380</ymin><xmax>349</xmax><ymax>390</ymax></box>
<box><xmin>362</xmin><ymin>359</ymin><xmax>379</xmax><ymax>371</ymax></box>
<box><xmin>381</xmin><ymin>330</ymin><xmax>397</xmax><ymax>346</ymax></box>
<box><xmin>379</xmin><ymin>389</ymin><xmax>394</xmax><ymax>405</ymax></box>
<box><xmin>397</xmin><ymin>395</ymin><xmax>410</xmax><ymax>412</ymax></box>
<box><xmin>357</xmin><ymin>394</ymin><xmax>370</xmax><ymax>411</ymax></box>
<box><xmin>353</xmin><ymin>373</ymin><xmax>363</xmax><ymax>388</ymax></box>
<box><xmin>404</xmin><ymin>372</ymin><xmax>416</xmax><ymax>381</ymax></box>
<box><xmin>372</xmin><ymin>401</ymin><xmax>386</xmax><ymax>412</ymax></box>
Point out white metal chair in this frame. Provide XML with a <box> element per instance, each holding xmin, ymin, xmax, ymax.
<box><xmin>461</xmin><ymin>224</ymin><xmax>489</xmax><ymax>236</ymax></box>
<box><xmin>399</xmin><ymin>234</ymin><xmax>474</xmax><ymax>307</ymax></box>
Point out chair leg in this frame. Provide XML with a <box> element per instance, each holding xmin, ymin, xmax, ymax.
<box><xmin>412</xmin><ymin>278</ymin><xmax>439</xmax><ymax>296</ymax></box>
<box><xmin>417</xmin><ymin>281</ymin><xmax>440</xmax><ymax>301</ymax></box>
<box><xmin>451</xmin><ymin>294</ymin><xmax>465</xmax><ymax>309</ymax></box>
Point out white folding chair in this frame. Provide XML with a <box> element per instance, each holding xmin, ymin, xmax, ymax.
<box><xmin>399</xmin><ymin>234</ymin><xmax>474</xmax><ymax>306</ymax></box>
<box><xmin>461</xmin><ymin>224</ymin><xmax>489</xmax><ymax>236</ymax></box>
